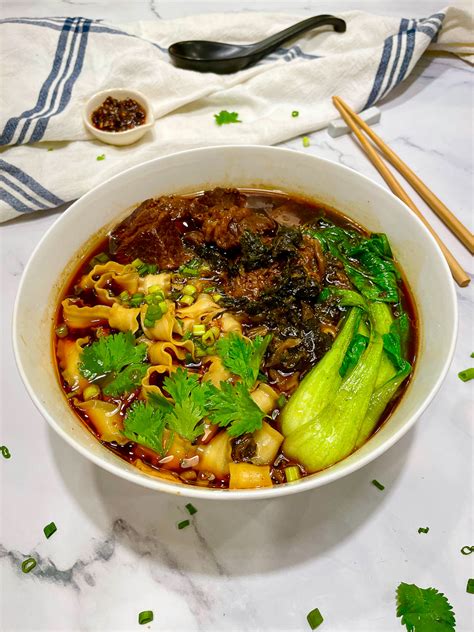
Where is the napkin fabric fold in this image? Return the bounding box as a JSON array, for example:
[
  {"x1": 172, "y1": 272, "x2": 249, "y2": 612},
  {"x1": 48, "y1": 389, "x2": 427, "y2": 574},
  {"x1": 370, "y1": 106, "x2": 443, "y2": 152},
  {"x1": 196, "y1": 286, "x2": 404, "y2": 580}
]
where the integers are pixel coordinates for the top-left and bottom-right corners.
[{"x1": 0, "y1": 7, "x2": 472, "y2": 222}]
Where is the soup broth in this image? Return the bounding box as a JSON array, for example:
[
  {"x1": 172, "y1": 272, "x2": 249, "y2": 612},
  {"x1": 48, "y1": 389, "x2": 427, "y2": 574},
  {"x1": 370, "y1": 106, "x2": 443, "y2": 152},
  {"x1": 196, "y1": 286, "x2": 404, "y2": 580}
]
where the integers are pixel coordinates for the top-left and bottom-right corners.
[{"x1": 54, "y1": 188, "x2": 417, "y2": 489}]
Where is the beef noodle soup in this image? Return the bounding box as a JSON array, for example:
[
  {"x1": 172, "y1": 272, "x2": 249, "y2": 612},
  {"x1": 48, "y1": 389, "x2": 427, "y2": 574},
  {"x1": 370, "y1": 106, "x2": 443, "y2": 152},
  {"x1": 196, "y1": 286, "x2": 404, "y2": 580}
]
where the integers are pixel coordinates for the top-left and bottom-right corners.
[{"x1": 54, "y1": 188, "x2": 417, "y2": 489}]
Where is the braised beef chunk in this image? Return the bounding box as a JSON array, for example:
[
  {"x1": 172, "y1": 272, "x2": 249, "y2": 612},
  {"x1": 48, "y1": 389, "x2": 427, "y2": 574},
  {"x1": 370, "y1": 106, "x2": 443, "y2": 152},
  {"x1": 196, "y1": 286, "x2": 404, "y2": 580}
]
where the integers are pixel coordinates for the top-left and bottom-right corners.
[{"x1": 109, "y1": 197, "x2": 194, "y2": 268}]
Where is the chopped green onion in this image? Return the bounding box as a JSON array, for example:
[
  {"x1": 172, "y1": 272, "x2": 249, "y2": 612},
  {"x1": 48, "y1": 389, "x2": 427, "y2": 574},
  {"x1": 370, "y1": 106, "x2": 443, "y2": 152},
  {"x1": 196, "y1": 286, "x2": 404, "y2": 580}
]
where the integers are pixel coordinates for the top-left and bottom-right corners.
[
  {"x1": 83, "y1": 385, "x2": 101, "y2": 400},
  {"x1": 193, "y1": 324, "x2": 206, "y2": 336},
  {"x1": 292, "y1": 110, "x2": 299, "y2": 117},
  {"x1": 145, "y1": 304, "x2": 164, "y2": 327},
  {"x1": 418, "y1": 527, "x2": 429, "y2": 534},
  {"x1": 458, "y1": 368, "x2": 474, "y2": 382},
  {"x1": 182, "y1": 284, "x2": 197, "y2": 296},
  {"x1": 132, "y1": 258, "x2": 144, "y2": 268},
  {"x1": 158, "y1": 301, "x2": 168, "y2": 314},
  {"x1": 202, "y1": 326, "x2": 219, "y2": 346},
  {"x1": 130, "y1": 292, "x2": 145, "y2": 307},
  {"x1": 371, "y1": 479, "x2": 385, "y2": 490},
  {"x1": 467, "y1": 578, "x2": 474, "y2": 594},
  {"x1": 180, "y1": 295, "x2": 195, "y2": 306},
  {"x1": 177, "y1": 520, "x2": 190, "y2": 530},
  {"x1": 43, "y1": 522, "x2": 57, "y2": 539},
  {"x1": 307, "y1": 607, "x2": 323, "y2": 629},
  {"x1": 138, "y1": 611, "x2": 154, "y2": 625},
  {"x1": 95, "y1": 252, "x2": 109, "y2": 264},
  {"x1": 212, "y1": 293, "x2": 222, "y2": 303},
  {"x1": 471, "y1": 352, "x2": 474, "y2": 358},
  {"x1": 461, "y1": 546, "x2": 474, "y2": 555},
  {"x1": 285, "y1": 466, "x2": 301, "y2": 482},
  {"x1": 21, "y1": 558, "x2": 37, "y2": 573},
  {"x1": 119, "y1": 291, "x2": 130, "y2": 303},
  {"x1": 185, "y1": 503, "x2": 197, "y2": 515},
  {"x1": 0, "y1": 445, "x2": 11, "y2": 459},
  {"x1": 302, "y1": 136, "x2": 310, "y2": 148},
  {"x1": 277, "y1": 394, "x2": 287, "y2": 409},
  {"x1": 96, "y1": 154, "x2": 105, "y2": 161},
  {"x1": 148, "y1": 285, "x2": 163, "y2": 295},
  {"x1": 55, "y1": 324, "x2": 69, "y2": 338}
]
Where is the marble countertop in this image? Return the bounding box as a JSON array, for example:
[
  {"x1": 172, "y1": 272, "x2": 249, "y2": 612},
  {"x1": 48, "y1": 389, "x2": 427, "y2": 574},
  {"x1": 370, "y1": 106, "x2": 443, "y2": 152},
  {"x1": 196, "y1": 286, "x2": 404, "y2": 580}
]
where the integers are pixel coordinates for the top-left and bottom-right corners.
[{"x1": 1, "y1": 2, "x2": 473, "y2": 631}]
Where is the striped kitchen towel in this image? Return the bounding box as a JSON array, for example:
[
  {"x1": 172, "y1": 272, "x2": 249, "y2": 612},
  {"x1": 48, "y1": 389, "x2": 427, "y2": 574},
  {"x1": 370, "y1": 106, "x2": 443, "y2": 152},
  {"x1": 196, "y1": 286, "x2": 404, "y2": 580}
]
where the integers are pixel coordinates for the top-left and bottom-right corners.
[{"x1": 0, "y1": 7, "x2": 472, "y2": 222}]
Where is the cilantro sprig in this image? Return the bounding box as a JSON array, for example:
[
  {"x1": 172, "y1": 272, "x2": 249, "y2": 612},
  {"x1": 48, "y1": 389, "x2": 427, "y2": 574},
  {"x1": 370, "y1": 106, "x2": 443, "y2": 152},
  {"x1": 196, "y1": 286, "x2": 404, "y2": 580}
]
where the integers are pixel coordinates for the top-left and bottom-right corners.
[
  {"x1": 216, "y1": 333, "x2": 272, "y2": 389},
  {"x1": 121, "y1": 364, "x2": 268, "y2": 454},
  {"x1": 396, "y1": 583, "x2": 455, "y2": 632},
  {"x1": 79, "y1": 332, "x2": 148, "y2": 396},
  {"x1": 123, "y1": 401, "x2": 169, "y2": 455},
  {"x1": 214, "y1": 110, "x2": 241, "y2": 126},
  {"x1": 206, "y1": 381, "x2": 265, "y2": 437}
]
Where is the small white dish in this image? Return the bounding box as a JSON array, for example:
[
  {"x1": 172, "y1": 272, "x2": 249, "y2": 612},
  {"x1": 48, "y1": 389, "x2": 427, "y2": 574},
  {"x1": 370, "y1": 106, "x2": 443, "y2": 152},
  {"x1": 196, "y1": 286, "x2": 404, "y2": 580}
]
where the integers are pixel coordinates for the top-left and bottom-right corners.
[{"x1": 83, "y1": 88, "x2": 154, "y2": 146}]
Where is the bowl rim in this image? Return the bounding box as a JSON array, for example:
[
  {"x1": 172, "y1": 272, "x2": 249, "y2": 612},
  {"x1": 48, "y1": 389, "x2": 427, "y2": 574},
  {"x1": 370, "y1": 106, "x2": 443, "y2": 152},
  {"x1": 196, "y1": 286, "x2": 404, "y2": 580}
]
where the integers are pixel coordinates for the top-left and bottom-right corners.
[
  {"x1": 82, "y1": 87, "x2": 154, "y2": 138},
  {"x1": 12, "y1": 144, "x2": 458, "y2": 500}
]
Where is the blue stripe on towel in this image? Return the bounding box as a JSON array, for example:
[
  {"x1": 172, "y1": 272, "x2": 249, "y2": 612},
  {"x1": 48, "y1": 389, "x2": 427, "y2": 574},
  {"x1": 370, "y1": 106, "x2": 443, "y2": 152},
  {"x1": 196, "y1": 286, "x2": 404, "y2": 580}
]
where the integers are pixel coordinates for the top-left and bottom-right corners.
[
  {"x1": 0, "y1": 187, "x2": 33, "y2": 214},
  {"x1": 0, "y1": 17, "x2": 77, "y2": 145},
  {"x1": 381, "y1": 19, "x2": 409, "y2": 98},
  {"x1": 365, "y1": 33, "x2": 394, "y2": 108},
  {"x1": 395, "y1": 20, "x2": 417, "y2": 86},
  {"x1": 0, "y1": 175, "x2": 49, "y2": 210},
  {"x1": 0, "y1": 159, "x2": 64, "y2": 206},
  {"x1": 30, "y1": 20, "x2": 91, "y2": 143}
]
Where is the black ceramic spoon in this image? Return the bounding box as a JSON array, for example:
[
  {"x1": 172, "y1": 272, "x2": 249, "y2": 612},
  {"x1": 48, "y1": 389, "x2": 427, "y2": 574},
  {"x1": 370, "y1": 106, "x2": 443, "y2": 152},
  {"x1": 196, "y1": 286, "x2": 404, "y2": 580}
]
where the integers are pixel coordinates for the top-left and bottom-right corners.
[{"x1": 168, "y1": 14, "x2": 346, "y2": 74}]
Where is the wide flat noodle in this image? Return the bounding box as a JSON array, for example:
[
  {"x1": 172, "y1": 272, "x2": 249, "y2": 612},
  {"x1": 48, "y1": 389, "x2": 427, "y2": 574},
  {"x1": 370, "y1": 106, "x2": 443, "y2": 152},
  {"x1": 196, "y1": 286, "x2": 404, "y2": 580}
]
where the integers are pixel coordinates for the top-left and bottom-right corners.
[
  {"x1": 219, "y1": 311, "x2": 243, "y2": 334},
  {"x1": 75, "y1": 399, "x2": 128, "y2": 444},
  {"x1": 56, "y1": 336, "x2": 90, "y2": 392},
  {"x1": 108, "y1": 303, "x2": 141, "y2": 333},
  {"x1": 250, "y1": 383, "x2": 279, "y2": 414},
  {"x1": 176, "y1": 293, "x2": 223, "y2": 325},
  {"x1": 139, "y1": 272, "x2": 171, "y2": 294},
  {"x1": 78, "y1": 262, "x2": 139, "y2": 306},
  {"x1": 148, "y1": 341, "x2": 191, "y2": 367},
  {"x1": 201, "y1": 355, "x2": 231, "y2": 388},
  {"x1": 62, "y1": 298, "x2": 110, "y2": 329},
  {"x1": 141, "y1": 364, "x2": 176, "y2": 400}
]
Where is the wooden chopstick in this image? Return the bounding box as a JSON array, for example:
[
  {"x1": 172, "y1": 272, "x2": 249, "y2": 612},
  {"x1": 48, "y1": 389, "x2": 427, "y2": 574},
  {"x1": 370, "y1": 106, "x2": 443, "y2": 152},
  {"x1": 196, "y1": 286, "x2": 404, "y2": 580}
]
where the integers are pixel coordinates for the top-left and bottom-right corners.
[
  {"x1": 332, "y1": 96, "x2": 470, "y2": 288},
  {"x1": 335, "y1": 96, "x2": 474, "y2": 255}
]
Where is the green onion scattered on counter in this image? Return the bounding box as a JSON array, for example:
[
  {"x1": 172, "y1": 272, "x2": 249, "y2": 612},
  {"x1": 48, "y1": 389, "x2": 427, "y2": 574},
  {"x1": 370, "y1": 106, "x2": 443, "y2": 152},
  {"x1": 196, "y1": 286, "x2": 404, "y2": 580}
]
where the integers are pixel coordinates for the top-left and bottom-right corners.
[
  {"x1": 458, "y1": 368, "x2": 474, "y2": 382},
  {"x1": 292, "y1": 110, "x2": 299, "y2": 117},
  {"x1": 0, "y1": 445, "x2": 11, "y2": 459},
  {"x1": 96, "y1": 154, "x2": 106, "y2": 161},
  {"x1": 307, "y1": 607, "x2": 324, "y2": 629},
  {"x1": 372, "y1": 479, "x2": 385, "y2": 491},
  {"x1": 138, "y1": 610, "x2": 154, "y2": 625},
  {"x1": 461, "y1": 546, "x2": 474, "y2": 555},
  {"x1": 43, "y1": 522, "x2": 57, "y2": 539},
  {"x1": 21, "y1": 558, "x2": 37, "y2": 573},
  {"x1": 302, "y1": 136, "x2": 310, "y2": 148},
  {"x1": 418, "y1": 527, "x2": 429, "y2": 534},
  {"x1": 466, "y1": 579, "x2": 474, "y2": 594},
  {"x1": 177, "y1": 520, "x2": 190, "y2": 530},
  {"x1": 185, "y1": 503, "x2": 197, "y2": 515}
]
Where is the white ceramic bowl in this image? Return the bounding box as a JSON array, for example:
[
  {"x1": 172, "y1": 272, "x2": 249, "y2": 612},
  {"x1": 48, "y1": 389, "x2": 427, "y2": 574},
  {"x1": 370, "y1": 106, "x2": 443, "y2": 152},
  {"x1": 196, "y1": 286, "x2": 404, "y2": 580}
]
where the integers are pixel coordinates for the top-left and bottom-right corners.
[
  {"x1": 13, "y1": 146, "x2": 457, "y2": 500},
  {"x1": 83, "y1": 88, "x2": 154, "y2": 146}
]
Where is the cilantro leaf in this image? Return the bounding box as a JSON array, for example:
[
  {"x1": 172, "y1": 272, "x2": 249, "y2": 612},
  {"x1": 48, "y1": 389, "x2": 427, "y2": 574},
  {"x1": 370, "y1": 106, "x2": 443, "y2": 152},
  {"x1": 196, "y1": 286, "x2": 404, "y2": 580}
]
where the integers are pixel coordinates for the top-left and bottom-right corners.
[
  {"x1": 103, "y1": 363, "x2": 148, "y2": 397},
  {"x1": 122, "y1": 401, "x2": 168, "y2": 455},
  {"x1": 396, "y1": 583, "x2": 456, "y2": 632},
  {"x1": 79, "y1": 332, "x2": 147, "y2": 381},
  {"x1": 214, "y1": 110, "x2": 241, "y2": 126},
  {"x1": 147, "y1": 391, "x2": 174, "y2": 414},
  {"x1": 207, "y1": 381, "x2": 265, "y2": 437},
  {"x1": 167, "y1": 399, "x2": 206, "y2": 442},
  {"x1": 216, "y1": 333, "x2": 272, "y2": 389}
]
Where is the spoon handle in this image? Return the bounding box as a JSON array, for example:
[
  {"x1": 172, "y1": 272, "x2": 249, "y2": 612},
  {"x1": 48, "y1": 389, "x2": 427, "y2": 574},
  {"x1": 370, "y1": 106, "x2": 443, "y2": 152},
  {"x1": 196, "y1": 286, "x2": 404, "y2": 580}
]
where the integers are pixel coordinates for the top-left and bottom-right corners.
[{"x1": 250, "y1": 15, "x2": 346, "y2": 56}]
